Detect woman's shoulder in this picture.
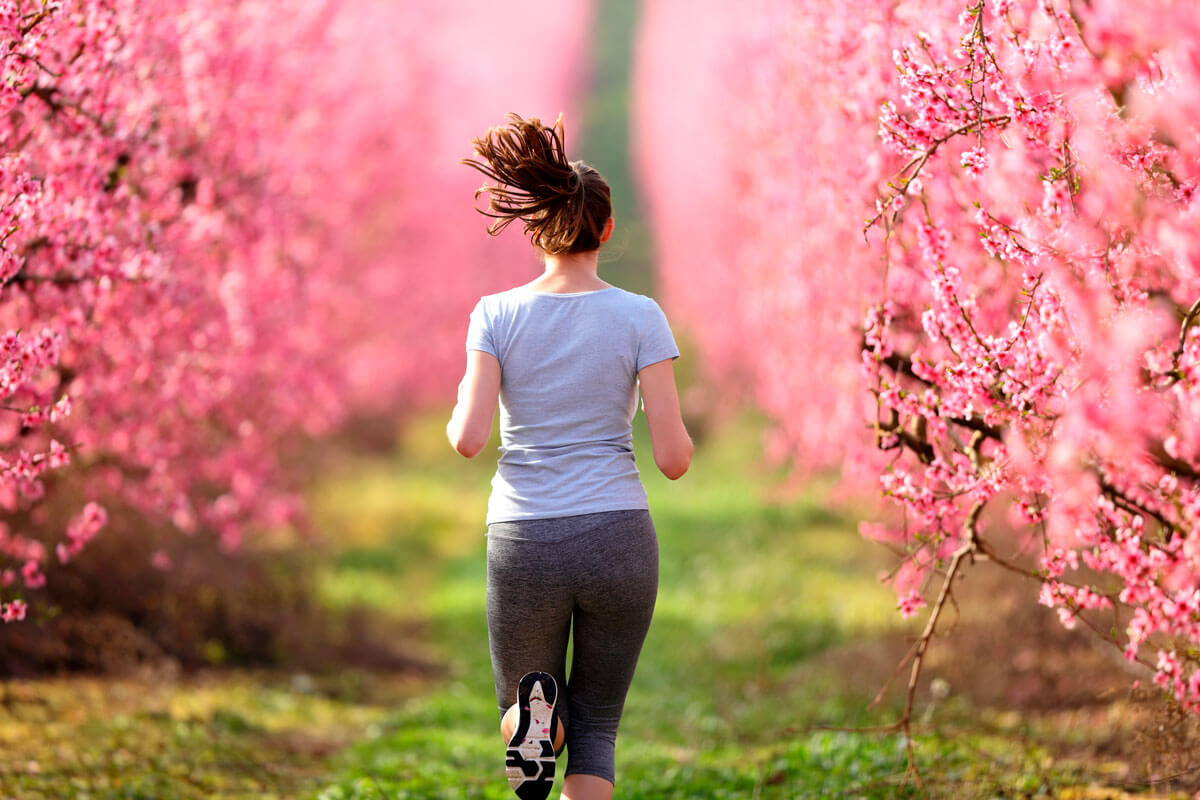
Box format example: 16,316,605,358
602,288,669,319
472,286,530,314
473,285,662,320
590,286,664,311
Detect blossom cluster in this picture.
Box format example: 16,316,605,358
0,0,592,622
635,0,1200,707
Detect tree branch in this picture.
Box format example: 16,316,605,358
877,410,936,464
1164,295,1200,385
872,347,1006,441
866,114,1012,231
1098,478,1178,537
1147,439,1200,482
20,8,54,37
894,501,983,793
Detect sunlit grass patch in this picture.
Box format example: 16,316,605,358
0,670,394,800
309,413,930,798
310,412,1191,799
308,420,493,621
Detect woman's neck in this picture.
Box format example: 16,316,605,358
524,250,611,293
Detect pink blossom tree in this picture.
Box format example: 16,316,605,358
635,0,1200,713
0,0,593,622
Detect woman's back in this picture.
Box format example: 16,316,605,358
467,286,679,525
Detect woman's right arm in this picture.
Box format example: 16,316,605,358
638,358,692,480
446,349,501,458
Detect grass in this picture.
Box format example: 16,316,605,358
306,415,1176,800
0,668,401,800
310,414,913,799
0,414,1185,799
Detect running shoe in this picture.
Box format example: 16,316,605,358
505,671,559,800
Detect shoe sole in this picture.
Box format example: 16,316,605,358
506,671,558,800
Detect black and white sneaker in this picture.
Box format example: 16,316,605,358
505,671,559,800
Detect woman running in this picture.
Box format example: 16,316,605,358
447,113,692,800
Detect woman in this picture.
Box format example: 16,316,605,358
447,113,692,800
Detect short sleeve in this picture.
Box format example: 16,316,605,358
636,297,680,371
465,298,498,358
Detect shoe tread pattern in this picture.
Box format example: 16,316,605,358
505,672,558,800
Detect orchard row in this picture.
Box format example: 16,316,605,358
0,0,592,621
634,0,1200,708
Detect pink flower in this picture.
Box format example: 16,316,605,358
898,590,927,619
2,599,26,622
960,146,992,176
21,560,44,589
47,440,69,469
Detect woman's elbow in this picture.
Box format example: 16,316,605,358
659,461,689,480
446,418,488,458
656,439,693,480
451,431,488,459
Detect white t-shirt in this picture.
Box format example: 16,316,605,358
465,286,680,525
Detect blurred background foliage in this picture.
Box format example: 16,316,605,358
578,0,654,298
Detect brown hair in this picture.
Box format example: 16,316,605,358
462,113,612,255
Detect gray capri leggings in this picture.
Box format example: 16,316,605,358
486,509,659,785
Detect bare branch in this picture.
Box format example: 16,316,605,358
1147,439,1200,482
889,501,984,793
1099,478,1178,536
876,410,936,464
20,8,54,37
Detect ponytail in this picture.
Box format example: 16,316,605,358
463,113,612,255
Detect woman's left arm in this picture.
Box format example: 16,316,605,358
446,349,501,458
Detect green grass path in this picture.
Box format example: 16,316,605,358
0,416,1172,799
307,417,939,799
